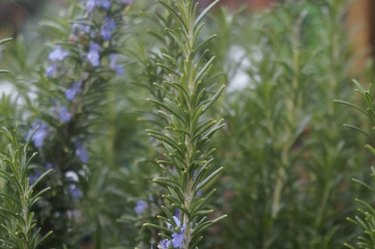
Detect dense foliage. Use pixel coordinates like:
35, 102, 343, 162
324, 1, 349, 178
0, 0, 374, 248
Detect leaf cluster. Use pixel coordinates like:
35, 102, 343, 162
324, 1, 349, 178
0, 128, 51, 249
144, 0, 226, 248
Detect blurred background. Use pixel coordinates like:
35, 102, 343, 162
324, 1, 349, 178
1, 1, 375, 248
1, 0, 374, 73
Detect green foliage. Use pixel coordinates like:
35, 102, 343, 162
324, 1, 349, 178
0, 0, 374, 248
0, 128, 51, 249
207, 1, 368, 248
143, 1, 226, 248
337, 81, 375, 249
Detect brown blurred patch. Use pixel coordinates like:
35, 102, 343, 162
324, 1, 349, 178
346, 0, 375, 75
0, 1, 43, 38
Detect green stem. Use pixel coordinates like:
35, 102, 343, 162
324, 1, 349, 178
183, 180, 193, 249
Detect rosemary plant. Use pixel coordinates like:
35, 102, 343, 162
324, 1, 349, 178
335, 81, 375, 249
144, 0, 226, 248
1, 1, 134, 247
210, 1, 366, 248
0, 128, 51, 249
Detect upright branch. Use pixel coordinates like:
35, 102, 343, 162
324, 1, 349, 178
0, 127, 51, 249
24, 0, 133, 246
144, 1, 226, 248
336, 81, 375, 249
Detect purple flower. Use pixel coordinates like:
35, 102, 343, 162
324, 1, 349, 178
48, 45, 69, 61
101, 16, 116, 41
165, 215, 186, 248
109, 54, 124, 75
157, 239, 171, 249
72, 23, 91, 33
59, 106, 72, 123
158, 215, 186, 249
45, 162, 55, 170
86, 0, 96, 12
28, 121, 49, 148
68, 184, 82, 200
167, 216, 181, 229
86, 0, 111, 12
75, 140, 89, 163
72, 23, 91, 39
65, 81, 82, 101
135, 200, 148, 215
87, 42, 101, 67
29, 171, 41, 186
45, 63, 57, 78
172, 229, 185, 248
99, 0, 111, 9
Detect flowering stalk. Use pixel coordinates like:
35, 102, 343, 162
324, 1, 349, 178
25, 0, 133, 246
144, 1, 226, 248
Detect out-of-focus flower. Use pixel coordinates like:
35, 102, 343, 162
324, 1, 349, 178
68, 184, 82, 200
135, 200, 148, 215
72, 23, 91, 40
29, 171, 41, 186
86, 0, 96, 12
87, 42, 101, 67
48, 45, 69, 61
45, 162, 55, 170
59, 106, 72, 123
28, 121, 49, 148
45, 63, 57, 78
99, 0, 111, 9
75, 140, 89, 163
86, 0, 111, 12
157, 239, 172, 249
109, 54, 124, 75
101, 16, 116, 41
65, 81, 82, 101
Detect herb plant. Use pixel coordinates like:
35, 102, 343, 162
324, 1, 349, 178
144, 1, 226, 248
0, 128, 51, 249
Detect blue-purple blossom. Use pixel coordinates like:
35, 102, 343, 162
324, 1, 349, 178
157, 239, 171, 249
65, 81, 82, 101
68, 184, 82, 200
75, 140, 89, 163
135, 200, 148, 215
87, 42, 101, 67
72, 23, 91, 34
164, 216, 186, 248
85, 0, 96, 12
101, 16, 116, 41
172, 229, 185, 248
167, 216, 181, 229
45, 63, 57, 78
99, 0, 111, 9
28, 121, 49, 148
72, 23, 91, 39
29, 171, 41, 186
109, 54, 124, 75
157, 215, 186, 248
86, 0, 111, 12
59, 106, 72, 123
45, 162, 55, 170
48, 45, 69, 61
